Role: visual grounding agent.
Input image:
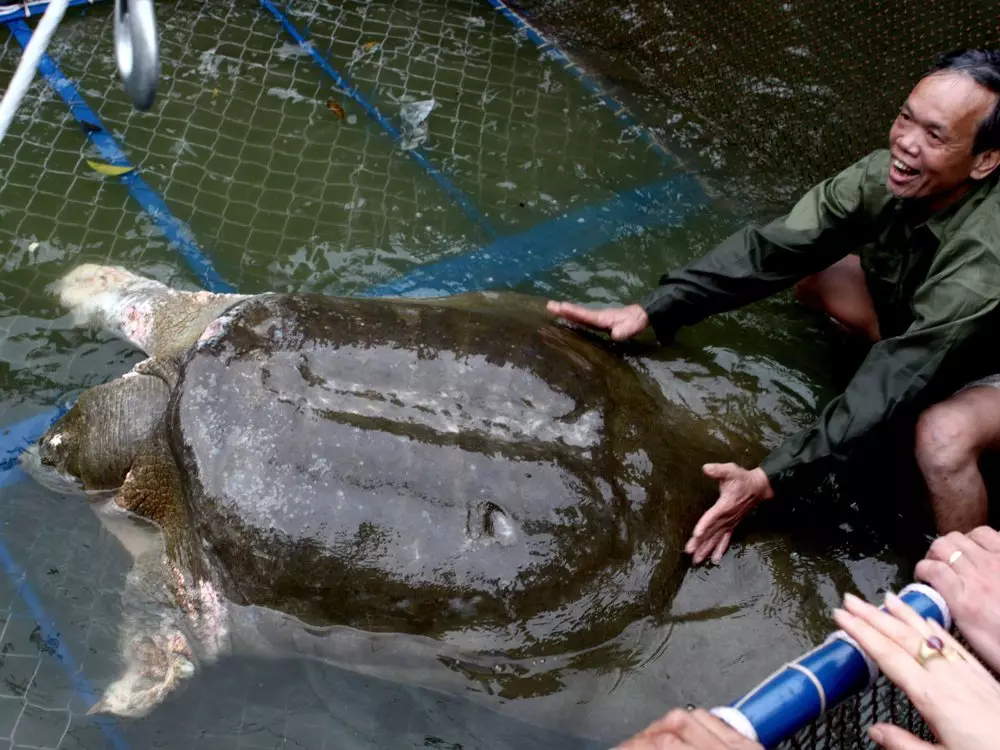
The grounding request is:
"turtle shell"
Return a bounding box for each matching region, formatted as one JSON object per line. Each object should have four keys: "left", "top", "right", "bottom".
{"left": 170, "top": 293, "right": 711, "bottom": 648}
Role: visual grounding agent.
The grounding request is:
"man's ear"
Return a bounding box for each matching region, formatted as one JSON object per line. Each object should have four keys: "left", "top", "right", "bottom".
{"left": 971, "top": 148, "right": 1000, "bottom": 180}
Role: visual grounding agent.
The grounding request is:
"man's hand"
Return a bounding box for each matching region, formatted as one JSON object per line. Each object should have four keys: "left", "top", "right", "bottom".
{"left": 614, "top": 707, "right": 763, "bottom": 750}
{"left": 685, "top": 465, "right": 774, "bottom": 565}
{"left": 546, "top": 301, "right": 649, "bottom": 341}
{"left": 914, "top": 527, "right": 1000, "bottom": 675}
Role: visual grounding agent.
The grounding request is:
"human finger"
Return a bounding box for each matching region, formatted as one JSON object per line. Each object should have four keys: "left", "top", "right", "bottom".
{"left": 710, "top": 531, "right": 732, "bottom": 564}
{"left": 689, "top": 501, "right": 725, "bottom": 546}
{"left": 701, "top": 463, "right": 738, "bottom": 482}
{"left": 913, "top": 558, "right": 962, "bottom": 601}
{"left": 692, "top": 530, "right": 726, "bottom": 565}
{"left": 686, "top": 709, "right": 757, "bottom": 746}
{"left": 927, "top": 531, "right": 986, "bottom": 569}
{"left": 881, "top": 593, "right": 939, "bottom": 635}
{"left": 968, "top": 525, "right": 1000, "bottom": 552}
{"left": 616, "top": 710, "right": 693, "bottom": 749}
{"left": 610, "top": 318, "right": 642, "bottom": 341}
{"left": 656, "top": 709, "right": 731, "bottom": 749}
{"left": 868, "top": 723, "right": 938, "bottom": 750}
{"left": 832, "top": 607, "right": 934, "bottom": 714}
{"left": 923, "top": 617, "right": 993, "bottom": 678}
{"left": 546, "top": 302, "right": 612, "bottom": 329}
{"left": 843, "top": 593, "right": 933, "bottom": 652}
{"left": 851, "top": 594, "right": 969, "bottom": 674}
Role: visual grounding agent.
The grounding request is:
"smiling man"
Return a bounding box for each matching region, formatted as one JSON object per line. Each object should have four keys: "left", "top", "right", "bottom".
{"left": 548, "top": 48, "right": 1000, "bottom": 564}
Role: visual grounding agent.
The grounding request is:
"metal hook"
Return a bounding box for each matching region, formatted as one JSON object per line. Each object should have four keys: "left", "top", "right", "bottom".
{"left": 114, "top": 0, "right": 160, "bottom": 111}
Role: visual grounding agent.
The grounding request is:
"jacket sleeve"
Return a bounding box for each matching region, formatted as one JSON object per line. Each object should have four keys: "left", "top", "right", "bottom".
{"left": 759, "top": 232, "right": 1000, "bottom": 493}
{"left": 640, "top": 151, "right": 885, "bottom": 342}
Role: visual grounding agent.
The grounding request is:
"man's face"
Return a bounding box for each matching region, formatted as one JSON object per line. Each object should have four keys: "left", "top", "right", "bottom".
{"left": 887, "top": 71, "right": 999, "bottom": 206}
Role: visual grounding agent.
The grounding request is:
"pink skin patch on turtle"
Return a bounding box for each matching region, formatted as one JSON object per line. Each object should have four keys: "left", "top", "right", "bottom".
{"left": 121, "top": 304, "right": 154, "bottom": 352}
{"left": 197, "top": 319, "right": 224, "bottom": 345}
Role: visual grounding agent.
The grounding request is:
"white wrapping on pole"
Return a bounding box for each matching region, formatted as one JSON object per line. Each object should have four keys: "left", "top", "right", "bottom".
{"left": 709, "top": 707, "right": 758, "bottom": 742}
{"left": 0, "top": 0, "right": 72, "bottom": 146}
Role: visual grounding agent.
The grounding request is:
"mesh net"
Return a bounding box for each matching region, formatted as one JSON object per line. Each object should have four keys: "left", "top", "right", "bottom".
{"left": 510, "top": 0, "right": 1000, "bottom": 207}
{"left": 1, "top": 0, "right": 680, "bottom": 301}
{"left": 1, "top": 0, "right": 996, "bottom": 747}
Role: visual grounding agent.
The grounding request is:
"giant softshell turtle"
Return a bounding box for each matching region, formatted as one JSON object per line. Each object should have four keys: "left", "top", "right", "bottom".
{"left": 22, "top": 264, "right": 729, "bottom": 718}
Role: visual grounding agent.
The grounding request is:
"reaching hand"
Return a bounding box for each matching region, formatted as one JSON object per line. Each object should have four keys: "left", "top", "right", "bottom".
{"left": 834, "top": 591, "right": 1000, "bottom": 750}
{"left": 685, "top": 464, "right": 774, "bottom": 565}
{"left": 914, "top": 527, "right": 1000, "bottom": 675}
{"left": 614, "top": 707, "right": 763, "bottom": 750}
{"left": 546, "top": 301, "right": 649, "bottom": 341}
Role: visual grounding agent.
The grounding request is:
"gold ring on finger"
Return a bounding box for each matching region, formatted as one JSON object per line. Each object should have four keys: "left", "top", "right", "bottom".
{"left": 916, "top": 636, "right": 947, "bottom": 665}
{"left": 948, "top": 550, "right": 963, "bottom": 566}
{"left": 943, "top": 647, "right": 965, "bottom": 662}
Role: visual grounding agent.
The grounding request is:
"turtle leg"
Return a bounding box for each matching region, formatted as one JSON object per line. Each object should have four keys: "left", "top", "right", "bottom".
{"left": 87, "top": 459, "right": 229, "bottom": 718}
{"left": 86, "top": 546, "right": 200, "bottom": 718}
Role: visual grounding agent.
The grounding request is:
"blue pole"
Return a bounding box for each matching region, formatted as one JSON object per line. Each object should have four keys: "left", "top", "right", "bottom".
{"left": 711, "top": 583, "right": 951, "bottom": 748}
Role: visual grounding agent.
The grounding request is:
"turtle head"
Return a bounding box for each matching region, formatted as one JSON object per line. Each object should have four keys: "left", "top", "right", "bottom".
{"left": 53, "top": 264, "right": 169, "bottom": 330}
{"left": 18, "top": 439, "right": 85, "bottom": 496}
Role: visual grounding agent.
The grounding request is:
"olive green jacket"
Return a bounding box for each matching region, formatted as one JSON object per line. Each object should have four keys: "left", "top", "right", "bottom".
{"left": 640, "top": 149, "right": 1000, "bottom": 494}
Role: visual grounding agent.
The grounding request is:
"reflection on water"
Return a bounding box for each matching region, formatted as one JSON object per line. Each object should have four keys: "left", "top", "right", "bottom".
{"left": 0, "top": 0, "right": 940, "bottom": 746}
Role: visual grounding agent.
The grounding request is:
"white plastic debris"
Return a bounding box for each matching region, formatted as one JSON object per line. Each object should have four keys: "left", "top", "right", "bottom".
{"left": 398, "top": 99, "right": 436, "bottom": 151}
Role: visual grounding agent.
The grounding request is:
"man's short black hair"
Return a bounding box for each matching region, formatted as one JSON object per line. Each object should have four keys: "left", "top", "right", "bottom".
{"left": 929, "top": 48, "right": 1000, "bottom": 154}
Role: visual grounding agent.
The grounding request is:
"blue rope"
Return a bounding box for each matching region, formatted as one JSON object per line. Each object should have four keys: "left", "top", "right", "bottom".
{"left": 258, "top": 0, "right": 499, "bottom": 240}
{"left": 364, "top": 176, "right": 706, "bottom": 297}
{"left": 0, "top": 540, "right": 131, "bottom": 748}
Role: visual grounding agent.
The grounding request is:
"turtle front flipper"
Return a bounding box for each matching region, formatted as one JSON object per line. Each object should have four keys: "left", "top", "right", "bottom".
{"left": 89, "top": 450, "right": 230, "bottom": 718}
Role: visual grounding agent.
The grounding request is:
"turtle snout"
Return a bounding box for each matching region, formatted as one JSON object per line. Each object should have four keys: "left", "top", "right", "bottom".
{"left": 19, "top": 440, "right": 84, "bottom": 496}
{"left": 37, "top": 429, "right": 76, "bottom": 475}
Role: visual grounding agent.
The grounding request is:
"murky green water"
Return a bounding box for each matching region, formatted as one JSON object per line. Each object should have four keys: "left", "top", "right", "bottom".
{"left": 0, "top": 0, "right": 923, "bottom": 748}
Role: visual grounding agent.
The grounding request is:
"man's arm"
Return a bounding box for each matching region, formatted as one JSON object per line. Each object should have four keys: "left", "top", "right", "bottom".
{"left": 687, "top": 246, "right": 1000, "bottom": 563}
{"left": 760, "top": 243, "right": 1000, "bottom": 493}
{"left": 640, "top": 151, "right": 886, "bottom": 342}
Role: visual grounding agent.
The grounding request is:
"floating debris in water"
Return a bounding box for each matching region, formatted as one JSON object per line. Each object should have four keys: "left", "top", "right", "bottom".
{"left": 348, "top": 40, "right": 384, "bottom": 71}
{"left": 326, "top": 99, "right": 346, "bottom": 120}
{"left": 275, "top": 42, "right": 311, "bottom": 60}
{"left": 85, "top": 159, "right": 135, "bottom": 177}
{"left": 398, "top": 99, "right": 436, "bottom": 151}
{"left": 266, "top": 87, "right": 311, "bottom": 104}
